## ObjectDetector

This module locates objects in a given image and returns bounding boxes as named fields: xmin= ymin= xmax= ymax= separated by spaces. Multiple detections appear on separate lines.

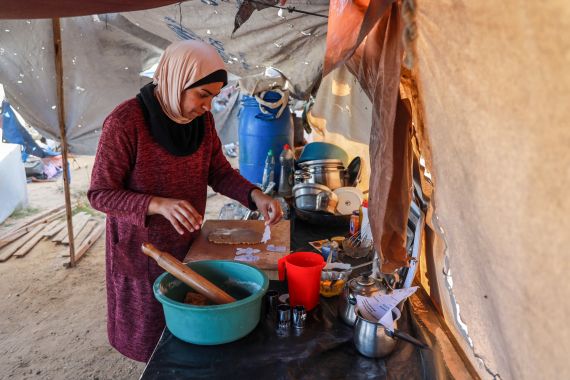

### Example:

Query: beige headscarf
xmin=153 ymin=40 xmax=226 ymax=124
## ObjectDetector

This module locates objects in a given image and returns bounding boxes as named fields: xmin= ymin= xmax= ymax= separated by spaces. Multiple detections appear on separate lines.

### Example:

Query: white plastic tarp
xmin=307 ymin=64 xmax=371 ymax=191
xmin=0 ymin=143 xmax=28 ymax=223
xmin=0 ymin=1 xmax=328 ymax=154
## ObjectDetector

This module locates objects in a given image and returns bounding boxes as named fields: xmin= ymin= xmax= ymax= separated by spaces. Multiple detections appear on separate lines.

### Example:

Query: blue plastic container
xmin=239 ymin=91 xmax=293 ymax=185
xmin=153 ymin=260 xmax=269 ymax=345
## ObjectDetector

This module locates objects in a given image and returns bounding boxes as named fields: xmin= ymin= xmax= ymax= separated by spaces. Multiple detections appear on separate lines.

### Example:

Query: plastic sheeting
xmin=141 ymin=282 xmax=437 ymax=380
xmin=0 ymin=1 xmax=328 ymax=154
xmin=307 ymin=65 xmax=372 ymax=193
xmin=324 ymin=0 xmax=412 ymax=273
xmin=211 ymin=83 xmax=241 ymax=145
xmin=140 ymin=214 xmax=457 ymax=379
xmin=0 ymin=143 xmax=28 ymax=223
xmin=118 ymin=1 xmax=328 ymax=98
xmin=1 ymin=100 xmax=59 ymax=161
xmin=0 ymin=1 xmax=180 ymax=19
xmin=0 ymin=17 xmax=157 ymax=154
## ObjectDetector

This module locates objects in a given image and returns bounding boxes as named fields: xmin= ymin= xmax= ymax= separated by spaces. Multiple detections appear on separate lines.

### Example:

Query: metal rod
xmin=52 ymin=18 xmax=76 ymax=268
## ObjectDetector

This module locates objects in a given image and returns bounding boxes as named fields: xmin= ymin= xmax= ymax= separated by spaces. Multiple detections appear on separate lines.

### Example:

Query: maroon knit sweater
xmin=88 ymin=98 xmax=256 ymax=362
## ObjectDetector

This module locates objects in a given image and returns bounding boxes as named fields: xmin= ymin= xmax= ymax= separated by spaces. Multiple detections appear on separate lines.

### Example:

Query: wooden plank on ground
xmin=0 ymin=204 xmax=65 ymax=237
xmin=42 ymin=220 xmax=60 ymax=237
xmin=0 ymin=208 xmax=66 ymax=248
xmin=53 ymin=212 xmax=88 ymax=243
xmin=0 ymin=229 xmax=27 ymax=251
xmin=52 ymin=224 xmax=68 ymax=242
xmin=0 ymin=224 xmax=45 ymax=262
xmin=43 ymin=219 xmax=66 ymax=238
xmin=13 ymin=225 xmax=47 ymax=258
xmin=0 ymin=232 xmax=30 ymax=262
xmin=61 ymin=220 xmax=98 ymax=257
xmin=62 ymin=213 xmax=91 ymax=245
xmin=64 ymin=223 xmax=104 ymax=267
xmin=75 ymin=220 xmax=98 ymax=247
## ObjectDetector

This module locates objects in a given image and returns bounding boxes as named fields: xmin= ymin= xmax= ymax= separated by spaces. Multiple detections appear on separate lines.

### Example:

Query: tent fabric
xmin=323 ymin=0 xmax=395 ymax=76
xmin=413 ymin=1 xmax=570 ymax=379
xmin=325 ymin=0 xmax=411 ymax=273
xmin=0 ymin=1 xmax=328 ymax=154
xmin=211 ymin=83 xmax=241 ymax=145
xmin=1 ymin=100 xmax=59 ymax=161
xmin=0 ymin=17 xmax=158 ymax=154
xmin=0 ymin=1 xmax=181 ymax=20
xmin=307 ymin=64 xmax=372 ymax=193
xmin=119 ymin=1 xmax=328 ymax=98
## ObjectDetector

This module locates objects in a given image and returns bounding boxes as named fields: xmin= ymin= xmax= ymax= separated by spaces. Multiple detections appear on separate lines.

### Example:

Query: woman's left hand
xmin=250 ymin=189 xmax=283 ymax=225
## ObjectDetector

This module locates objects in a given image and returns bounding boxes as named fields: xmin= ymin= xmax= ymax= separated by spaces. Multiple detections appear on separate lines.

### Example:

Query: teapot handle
xmin=348 ymin=292 xmax=357 ymax=305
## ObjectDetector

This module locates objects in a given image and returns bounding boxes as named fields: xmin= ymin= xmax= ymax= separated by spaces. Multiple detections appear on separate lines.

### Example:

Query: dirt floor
xmin=0 ymin=155 xmax=235 ymax=380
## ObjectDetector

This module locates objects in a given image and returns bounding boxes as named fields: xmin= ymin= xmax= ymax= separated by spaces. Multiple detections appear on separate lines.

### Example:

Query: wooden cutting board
xmin=184 ymin=220 xmax=290 ymax=271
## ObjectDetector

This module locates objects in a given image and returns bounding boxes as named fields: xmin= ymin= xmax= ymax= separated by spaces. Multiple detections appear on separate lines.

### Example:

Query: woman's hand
xmin=250 ymin=189 xmax=283 ymax=225
xmin=148 ymin=196 xmax=203 ymax=235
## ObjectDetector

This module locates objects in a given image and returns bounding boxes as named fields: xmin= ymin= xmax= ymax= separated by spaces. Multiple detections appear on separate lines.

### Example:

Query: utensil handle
xmin=390 ymin=329 xmax=430 ymax=350
xmin=142 ymin=243 xmax=236 ymax=304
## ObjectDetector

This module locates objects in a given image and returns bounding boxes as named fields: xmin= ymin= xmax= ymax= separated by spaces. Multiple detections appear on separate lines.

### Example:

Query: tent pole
xmin=52 ymin=17 xmax=76 ymax=268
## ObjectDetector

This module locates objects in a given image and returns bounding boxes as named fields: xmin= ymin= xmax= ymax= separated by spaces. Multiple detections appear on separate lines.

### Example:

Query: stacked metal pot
xmin=293 ymin=158 xmax=357 ymax=214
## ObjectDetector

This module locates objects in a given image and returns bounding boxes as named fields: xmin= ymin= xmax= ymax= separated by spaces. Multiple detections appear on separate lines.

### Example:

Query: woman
xmin=88 ymin=40 xmax=282 ymax=362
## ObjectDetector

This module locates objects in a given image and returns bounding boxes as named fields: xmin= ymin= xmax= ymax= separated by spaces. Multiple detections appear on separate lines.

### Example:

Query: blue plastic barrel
xmin=238 ymin=91 xmax=293 ymax=185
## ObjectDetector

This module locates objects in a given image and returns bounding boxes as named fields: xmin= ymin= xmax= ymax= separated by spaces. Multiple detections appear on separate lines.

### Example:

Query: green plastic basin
xmin=153 ymin=260 xmax=269 ymax=345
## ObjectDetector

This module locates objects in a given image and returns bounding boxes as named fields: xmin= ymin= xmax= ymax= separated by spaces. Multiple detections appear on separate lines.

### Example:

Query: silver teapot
xmin=338 ymin=272 xmax=387 ymax=326
xmin=353 ymin=308 xmax=400 ymax=358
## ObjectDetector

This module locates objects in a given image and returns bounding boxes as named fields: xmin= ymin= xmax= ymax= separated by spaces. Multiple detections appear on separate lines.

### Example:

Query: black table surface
xmin=140 ymin=212 xmax=435 ymax=380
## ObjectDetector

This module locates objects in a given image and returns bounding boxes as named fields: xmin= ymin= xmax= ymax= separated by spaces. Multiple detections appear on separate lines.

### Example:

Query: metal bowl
xmin=293 ymin=183 xmax=338 ymax=214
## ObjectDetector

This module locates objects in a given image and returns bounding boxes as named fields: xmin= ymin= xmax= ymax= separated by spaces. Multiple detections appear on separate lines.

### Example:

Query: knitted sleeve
xmin=87 ymin=107 xmax=152 ymax=227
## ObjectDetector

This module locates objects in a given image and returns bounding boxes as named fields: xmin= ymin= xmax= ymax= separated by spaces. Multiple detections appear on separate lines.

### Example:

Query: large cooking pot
xmin=293 ymin=183 xmax=338 ymax=214
xmin=153 ymin=260 xmax=269 ymax=345
xmin=303 ymin=165 xmax=348 ymax=190
xmin=296 ymin=160 xmax=348 ymax=190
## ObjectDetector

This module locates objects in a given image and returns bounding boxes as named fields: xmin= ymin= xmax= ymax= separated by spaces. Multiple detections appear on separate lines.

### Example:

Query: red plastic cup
xmin=278 ymin=252 xmax=325 ymax=311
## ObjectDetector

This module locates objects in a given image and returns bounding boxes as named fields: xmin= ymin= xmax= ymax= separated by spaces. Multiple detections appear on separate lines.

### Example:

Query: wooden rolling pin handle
xmin=141 ymin=242 xmax=236 ymax=304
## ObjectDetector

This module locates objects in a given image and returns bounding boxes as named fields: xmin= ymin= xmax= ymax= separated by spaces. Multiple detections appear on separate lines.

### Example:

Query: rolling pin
xmin=141 ymin=242 xmax=236 ymax=304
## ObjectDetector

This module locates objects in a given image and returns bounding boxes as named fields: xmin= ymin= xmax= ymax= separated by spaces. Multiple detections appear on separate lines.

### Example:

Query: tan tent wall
xmin=415 ymin=1 xmax=570 ymax=379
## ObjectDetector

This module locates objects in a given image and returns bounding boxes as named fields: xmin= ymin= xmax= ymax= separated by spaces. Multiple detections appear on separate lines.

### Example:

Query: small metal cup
xmin=276 ymin=304 xmax=291 ymax=329
xmin=264 ymin=290 xmax=279 ymax=317
xmin=292 ymin=305 xmax=307 ymax=329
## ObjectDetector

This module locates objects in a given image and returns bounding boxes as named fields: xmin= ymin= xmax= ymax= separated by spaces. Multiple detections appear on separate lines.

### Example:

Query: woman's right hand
xmin=147 ymin=196 xmax=203 ymax=235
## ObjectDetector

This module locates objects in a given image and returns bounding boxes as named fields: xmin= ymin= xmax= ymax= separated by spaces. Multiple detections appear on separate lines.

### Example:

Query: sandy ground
xmin=0 ymin=155 xmax=234 ymax=380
